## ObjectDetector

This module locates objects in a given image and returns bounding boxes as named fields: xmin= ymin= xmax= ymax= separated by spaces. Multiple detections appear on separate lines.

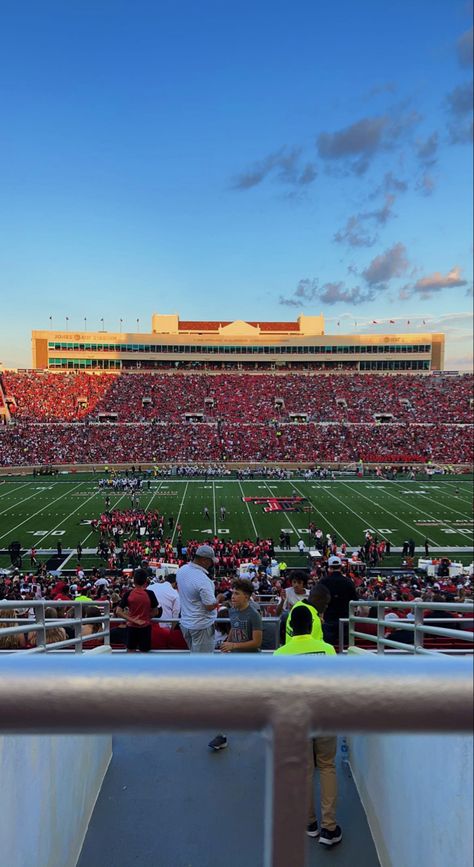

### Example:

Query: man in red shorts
xmin=116 ymin=568 xmax=162 ymax=653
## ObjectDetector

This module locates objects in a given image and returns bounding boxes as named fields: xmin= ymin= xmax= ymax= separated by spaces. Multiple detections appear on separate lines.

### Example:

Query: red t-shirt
xmin=119 ymin=587 xmax=159 ymax=626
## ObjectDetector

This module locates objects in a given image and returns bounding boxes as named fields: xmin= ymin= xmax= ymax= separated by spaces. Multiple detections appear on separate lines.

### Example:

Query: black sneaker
xmin=208 ymin=735 xmax=228 ymax=751
xmin=319 ymin=826 xmax=342 ymax=846
xmin=306 ymin=821 xmax=319 ymax=838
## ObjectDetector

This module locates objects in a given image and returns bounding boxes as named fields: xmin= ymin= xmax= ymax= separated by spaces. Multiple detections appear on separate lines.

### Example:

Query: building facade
xmin=32 ymin=313 xmax=445 ymax=372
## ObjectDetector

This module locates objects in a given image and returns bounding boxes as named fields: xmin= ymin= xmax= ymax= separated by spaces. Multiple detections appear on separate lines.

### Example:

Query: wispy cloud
xmin=362 ymin=242 xmax=410 ymax=287
xmin=446 ymin=80 xmax=474 ymax=144
xmin=364 ymin=81 xmax=397 ymax=99
xmin=416 ymin=173 xmax=436 ymax=196
xmin=334 ymin=215 xmax=377 ymax=248
xmin=232 ymin=148 xmax=317 ymax=191
xmin=279 ymin=278 xmax=381 ymax=307
xmin=400 ymin=266 xmax=470 ymax=299
xmin=316 ymin=111 xmax=421 ymax=174
xmin=334 ymin=195 xmax=396 ymax=247
xmin=457 ymin=26 xmax=473 ymax=68
xmin=416 ymin=132 xmax=439 ymax=167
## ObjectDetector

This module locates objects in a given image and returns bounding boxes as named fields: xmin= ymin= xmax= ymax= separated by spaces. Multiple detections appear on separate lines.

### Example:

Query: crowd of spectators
xmin=1 ymin=370 xmax=472 ymax=466
xmin=1 ymin=419 xmax=472 ymax=465
xmin=1 ymin=524 xmax=471 ymax=652
xmin=2 ymin=371 xmax=473 ymax=424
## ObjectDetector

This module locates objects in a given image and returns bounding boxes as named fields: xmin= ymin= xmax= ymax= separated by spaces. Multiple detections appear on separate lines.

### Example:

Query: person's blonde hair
xmin=29 ymin=607 xmax=67 ymax=647
xmin=0 ymin=608 xmax=24 ymax=650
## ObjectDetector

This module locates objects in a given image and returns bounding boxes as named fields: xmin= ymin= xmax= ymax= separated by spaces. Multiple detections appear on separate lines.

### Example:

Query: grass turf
xmin=0 ymin=475 xmax=472 ymax=571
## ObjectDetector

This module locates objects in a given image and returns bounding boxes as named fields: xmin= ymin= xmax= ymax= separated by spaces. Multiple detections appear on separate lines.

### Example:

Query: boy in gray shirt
xmin=209 ymin=579 xmax=263 ymax=751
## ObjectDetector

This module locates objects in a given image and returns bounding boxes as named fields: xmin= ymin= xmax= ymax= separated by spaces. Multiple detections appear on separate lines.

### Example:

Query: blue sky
xmin=0 ymin=0 xmax=472 ymax=368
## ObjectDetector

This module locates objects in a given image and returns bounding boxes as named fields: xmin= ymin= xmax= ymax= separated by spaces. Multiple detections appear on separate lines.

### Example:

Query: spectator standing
xmin=147 ymin=574 xmax=181 ymax=629
xmin=176 ymin=545 xmax=218 ymax=652
xmin=319 ymin=556 xmax=358 ymax=649
xmin=274 ymin=604 xmax=341 ymax=846
xmin=285 ymin=584 xmax=329 ymax=644
xmin=116 ymin=568 xmax=161 ymax=653
xmin=209 ymin=578 xmax=263 ymax=752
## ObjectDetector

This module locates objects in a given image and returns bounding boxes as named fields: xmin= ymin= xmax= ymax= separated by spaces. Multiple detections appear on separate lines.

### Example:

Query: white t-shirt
xmin=176 ymin=562 xmax=217 ymax=630
xmin=147 ymin=581 xmax=181 ymax=629
xmin=284 ymin=586 xmax=309 ymax=611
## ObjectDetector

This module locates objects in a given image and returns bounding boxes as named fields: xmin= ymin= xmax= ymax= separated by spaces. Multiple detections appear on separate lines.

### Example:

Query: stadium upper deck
xmin=31 ymin=312 xmax=445 ymax=372
xmin=0 ymin=370 xmax=472 ymax=466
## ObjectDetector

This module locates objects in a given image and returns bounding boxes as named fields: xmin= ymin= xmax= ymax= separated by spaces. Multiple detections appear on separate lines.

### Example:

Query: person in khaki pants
xmin=274 ymin=603 xmax=342 ymax=847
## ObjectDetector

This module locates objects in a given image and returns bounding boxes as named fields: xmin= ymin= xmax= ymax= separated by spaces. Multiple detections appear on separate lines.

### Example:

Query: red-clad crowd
xmin=2 ymin=371 xmax=473 ymax=424
xmin=0 ymin=370 xmax=472 ymax=466
xmin=0 ymin=420 xmax=472 ymax=465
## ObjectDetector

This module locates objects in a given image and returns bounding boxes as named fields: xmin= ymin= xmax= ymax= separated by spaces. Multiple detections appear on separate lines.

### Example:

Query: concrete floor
xmin=77 ymin=732 xmax=380 ymax=867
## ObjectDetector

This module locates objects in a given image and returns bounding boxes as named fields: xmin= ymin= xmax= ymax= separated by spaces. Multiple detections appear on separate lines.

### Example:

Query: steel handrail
xmin=0 ymin=655 xmax=471 ymax=867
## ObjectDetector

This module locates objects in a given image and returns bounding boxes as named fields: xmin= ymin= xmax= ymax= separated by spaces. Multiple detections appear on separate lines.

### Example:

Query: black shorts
xmin=126 ymin=625 xmax=152 ymax=652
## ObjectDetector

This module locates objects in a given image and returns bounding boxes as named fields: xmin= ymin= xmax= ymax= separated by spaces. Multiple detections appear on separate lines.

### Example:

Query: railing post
xmin=103 ymin=601 xmax=110 ymax=647
xmin=264 ymin=708 xmax=310 ymax=867
xmin=414 ymin=603 xmax=424 ymax=655
xmin=338 ymin=618 xmax=345 ymax=653
xmin=36 ymin=602 xmax=47 ymax=652
xmin=376 ymin=604 xmax=386 ymax=654
xmin=74 ymin=602 xmax=82 ymax=654
xmin=349 ymin=604 xmax=355 ymax=648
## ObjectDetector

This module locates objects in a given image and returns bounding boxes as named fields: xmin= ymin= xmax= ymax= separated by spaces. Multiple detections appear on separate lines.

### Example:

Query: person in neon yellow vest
xmin=284 ymin=583 xmax=332 ymax=644
xmin=274 ymin=604 xmax=342 ymax=847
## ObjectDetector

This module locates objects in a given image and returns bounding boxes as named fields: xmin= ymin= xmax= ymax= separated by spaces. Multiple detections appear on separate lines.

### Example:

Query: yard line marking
xmin=144 ymin=481 xmax=164 ymax=512
xmin=338 ymin=482 xmax=440 ymax=545
xmin=238 ymin=480 xmax=259 ymax=539
xmin=392 ymin=482 xmax=473 ymax=522
xmin=212 ymin=482 xmax=217 ymax=536
xmin=58 ymin=550 xmax=76 ymax=572
xmin=0 ymin=482 xmax=85 ymax=542
xmin=0 ymin=482 xmax=30 ymax=502
xmin=291 ymin=483 xmax=350 ymax=546
xmin=33 ymin=488 xmax=102 ymax=547
xmin=0 ymin=484 xmax=57 ymax=517
xmin=372 ymin=484 xmax=474 ymax=542
xmin=438 ymin=485 xmax=472 ymax=506
xmin=171 ymin=481 xmax=189 ymax=545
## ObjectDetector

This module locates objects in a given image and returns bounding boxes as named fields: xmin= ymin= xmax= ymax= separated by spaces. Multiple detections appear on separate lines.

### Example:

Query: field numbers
xmin=28 ymin=529 xmax=65 ymax=536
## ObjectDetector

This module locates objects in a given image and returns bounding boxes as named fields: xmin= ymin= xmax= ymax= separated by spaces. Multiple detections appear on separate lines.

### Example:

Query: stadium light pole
xmin=65 ymin=316 xmax=69 ymax=331
xmin=119 ymin=318 xmax=123 ymax=332
xmin=84 ymin=317 xmax=87 ymax=331
xmin=49 ymin=316 xmax=52 ymax=329
xmin=136 ymin=317 xmax=140 ymax=332
xmin=100 ymin=317 xmax=104 ymax=331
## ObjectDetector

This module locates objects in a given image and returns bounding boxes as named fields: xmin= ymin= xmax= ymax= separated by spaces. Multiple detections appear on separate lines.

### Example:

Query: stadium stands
xmin=0 ymin=370 xmax=472 ymax=465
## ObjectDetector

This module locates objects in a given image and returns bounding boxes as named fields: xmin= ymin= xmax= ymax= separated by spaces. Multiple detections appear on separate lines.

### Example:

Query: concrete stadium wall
xmin=348 ymin=732 xmax=473 ymax=867
xmin=0 ymin=734 xmax=112 ymax=867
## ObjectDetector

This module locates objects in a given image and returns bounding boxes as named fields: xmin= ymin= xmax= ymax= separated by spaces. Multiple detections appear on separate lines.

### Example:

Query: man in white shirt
xmin=176 ymin=545 xmax=218 ymax=652
xmin=147 ymin=574 xmax=181 ymax=629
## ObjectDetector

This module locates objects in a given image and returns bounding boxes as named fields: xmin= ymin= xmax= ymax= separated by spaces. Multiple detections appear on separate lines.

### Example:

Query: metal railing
xmin=0 ymin=600 xmax=110 ymax=653
xmin=343 ymin=600 xmax=474 ymax=655
xmin=0 ymin=654 xmax=472 ymax=867
xmin=0 ymin=601 xmax=281 ymax=653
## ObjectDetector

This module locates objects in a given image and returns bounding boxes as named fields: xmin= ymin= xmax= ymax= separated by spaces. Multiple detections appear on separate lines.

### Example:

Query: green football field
xmin=0 ymin=474 xmax=472 ymax=571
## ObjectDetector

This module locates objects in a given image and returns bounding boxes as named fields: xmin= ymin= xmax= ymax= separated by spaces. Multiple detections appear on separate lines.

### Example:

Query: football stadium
xmin=1 ymin=314 xmax=473 ymax=867
xmin=1 ymin=3 xmax=473 ymax=865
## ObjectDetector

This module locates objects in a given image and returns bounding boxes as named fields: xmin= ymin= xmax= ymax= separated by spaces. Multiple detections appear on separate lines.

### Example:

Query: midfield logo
xmin=242 ymin=496 xmax=307 ymax=513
